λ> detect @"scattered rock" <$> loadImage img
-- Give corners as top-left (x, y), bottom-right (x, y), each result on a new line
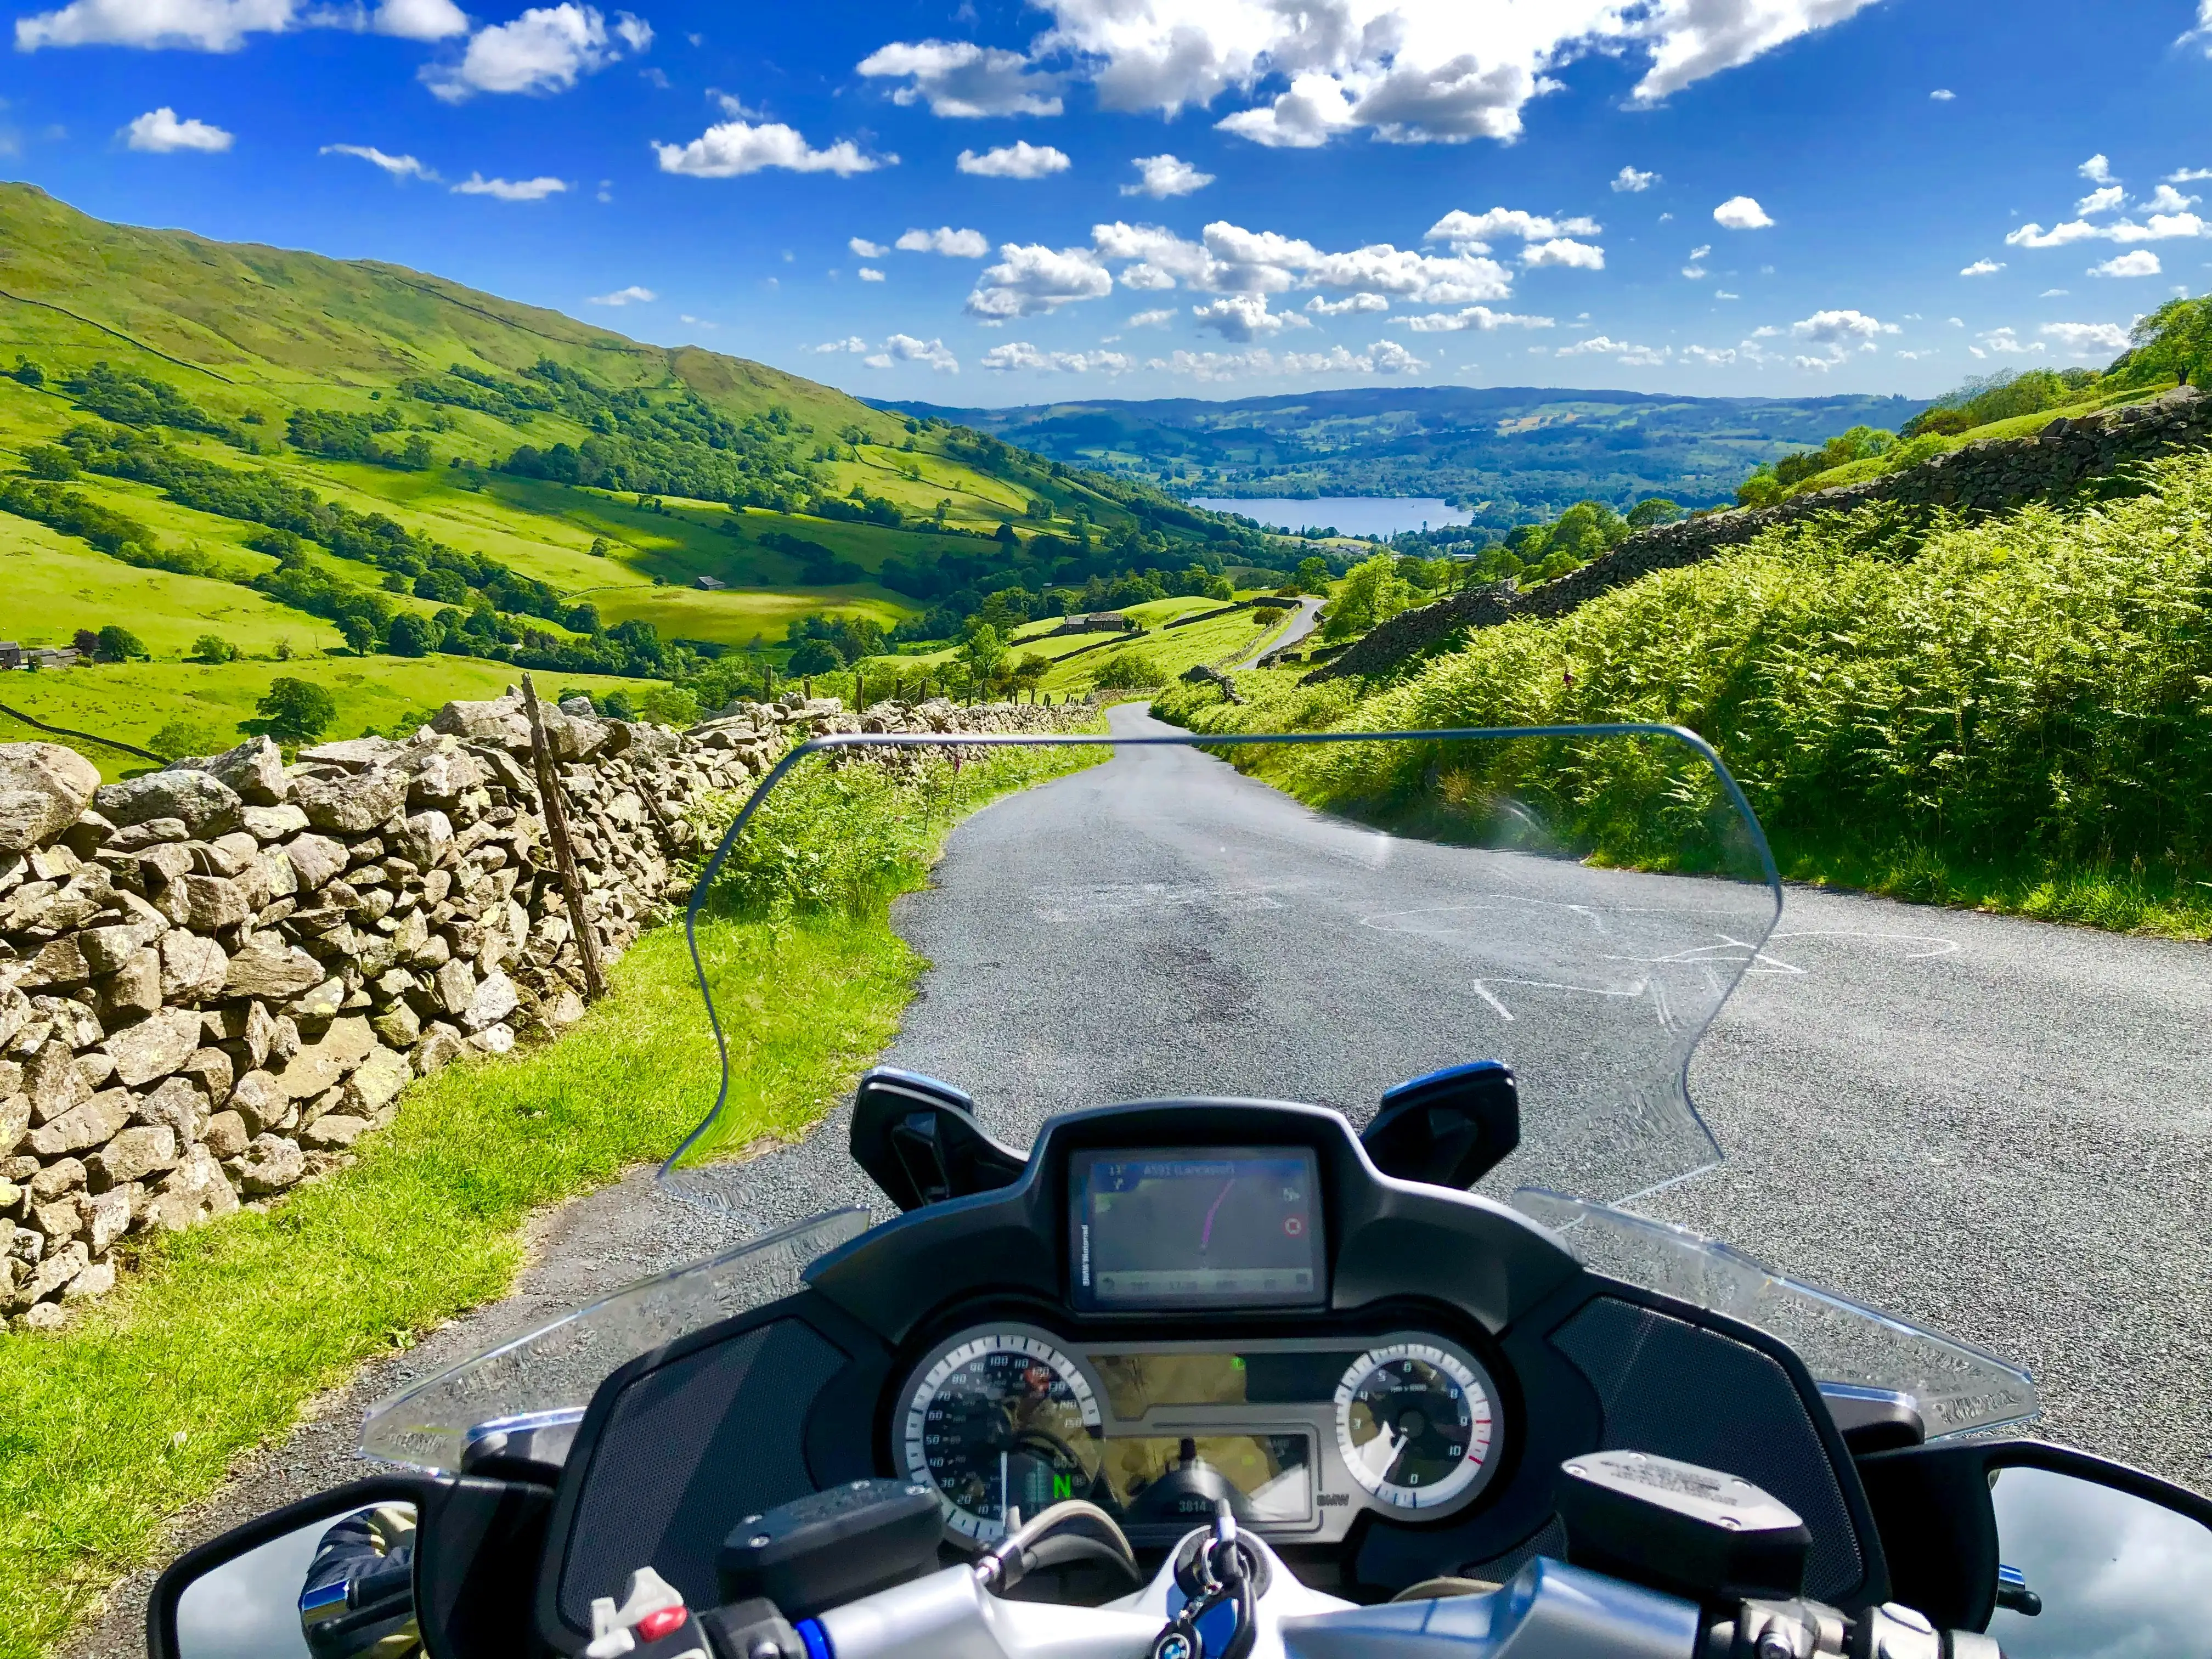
top-left (460, 970), bottom-right (518, 1032)
top-left (339, 1047), bottom-right (409, 1116)
top-left (160, 931), bottom-right (231, 1001)
top-left (93, 770), bottom-right (244, 837)
top-left (235, 1133), bottom-right (306, 1195)
top-left (242, 803), bottom-right (311, 843)
top-left (0, 743), bottom-right (101, 853)
top-left (284, 832), bottom-right (349, 891)
top-left (224, 939), bottom-right (326, 1000)
top-left (190, 736), bottom-right (290, 806)
top-left (202, 1109), bottom-right (250, 1159)
top-left (89, 1124), bottom-right (178, 1184)
top-left (273, 1015), bottom-right (375, 1101)
top-left (293, 770), bottom-right (408, 835)
top-left (301, 1113), bottom-right (368, 1149)
top-left (104, 1007), bottom-right (205, 1088)
top-left (27, 1091), bottom-right (131, 1157)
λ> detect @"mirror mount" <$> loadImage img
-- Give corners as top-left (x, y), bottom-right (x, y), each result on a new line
top-left (850, 1067), bottom-right (1027, 1212)
top-left (1362, 1060), bottom-right (1521, 1188)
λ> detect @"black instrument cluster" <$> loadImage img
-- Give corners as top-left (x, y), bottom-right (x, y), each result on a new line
top-left (533, 1099), bottom-right (1887, 1651)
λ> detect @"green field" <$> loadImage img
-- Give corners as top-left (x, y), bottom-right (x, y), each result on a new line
top-left (1, 180), bottom-right (1263, 731)
top-left (855, 594), bottom-right (1296, 693)
top-left (0, 657), bottom-right (644, 780)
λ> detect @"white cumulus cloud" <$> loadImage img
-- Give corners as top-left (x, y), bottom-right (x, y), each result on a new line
top-left (452, 173), bottom-right (568, 200)
top-left (17, 0), bottom-right (464, 47)
top-left (1611, 165), bottom-right (1658, 192)
top-left (322, 142), bottom-right (434, 180)
top-left (981, 0), bottom-right (1880, 150)
top-left (1556, 335), bottom-right (1670, 366)
top-left (810, 336), bottom-right (869, 353)
top-left (424, 4), bottom-right (651, 102)
top-left (2076, 183), bottom-right (2125, 216)
top-left (1425, 207), bottom-right (1602, 251)
top-left (965, 243), bottom-right (1114, 319)
top-left (1093, 218), bottom-right (1516, 307)
top-left (850, 236), bottom-right (889, 257)
top-left (1306, 292), bottom-right (1390, 315)
top-left (896, 225), bottom-right (990, 256)
top-left (957, 141), bottom-right (1070, 179)
top-left (1791, 308), bottom-right (1896, 347)
top-left (1192, 292), bottom-right (1309, 341)
top-left (1123, 153), bottom-right (1214, 198)
top-left (1975, 326), bottom-right (2044, 357)
top-left (2146, 183), bottom-right (2200, 213)
top-left (588, 285), bottom-right (655, 304)
top-left (1929, 87), bottom-right (1954, 100)
top-left (1127, 308), bottom-right (1176, 328)
top-left (1524, 237), bottom-right (1604, 269)
top-left (1392, 305), bottom-right (1552, 332)
top-left (2080, 153), bottom-right (2115, 185)
top-left (857, 267), bottom-right (885, 281)
top-left (122, 107), bottom-right (232, 151)
top-left (864, 333), bottom-right (960, 373)
top-left (2041, 321), bottom-right (2129, 354)
top-left (2091, 250), bottom-right (2161, 276)
top-left (856, 39), bottom-right (1063, 116)
top-left (1713, 194), bottom-right (1773, 229)
top-left (980, 342), bottom-right (1135, 373)
top-left (655, 121), bottom-right (891, 178)
top-left (1960, 258), bottom-right (2003, 276)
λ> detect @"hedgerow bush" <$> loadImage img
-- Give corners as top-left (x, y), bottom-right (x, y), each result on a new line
top-left (1163, 448), bottom-right (2212, 916)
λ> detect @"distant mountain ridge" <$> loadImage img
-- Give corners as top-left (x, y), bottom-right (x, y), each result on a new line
top-left (873, 384), bottom-right (1929, 535)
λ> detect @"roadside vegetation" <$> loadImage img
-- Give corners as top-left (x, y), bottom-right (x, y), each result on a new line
top-left (3, 735), bottom-right (1094, 1658)
top-left (1160, 445), bottom-right (2212, 938)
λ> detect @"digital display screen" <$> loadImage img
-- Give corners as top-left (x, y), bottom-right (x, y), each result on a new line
top-left (1069, 1147), bottom-right (1324, 1311)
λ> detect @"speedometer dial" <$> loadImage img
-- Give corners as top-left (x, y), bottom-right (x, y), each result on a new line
top-left (900, 1330), bottom-right (1104, 1542)
top-left (1335, 1340), bottom-right (1500, 1511)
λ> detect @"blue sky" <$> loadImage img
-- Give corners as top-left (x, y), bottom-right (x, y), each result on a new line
top-left (9, 0), bottom-right (2212, 405)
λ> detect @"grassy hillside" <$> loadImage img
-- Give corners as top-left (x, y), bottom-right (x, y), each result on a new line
top-left (1158, 447), bottom-right (2212, 938)
top-left (0, 182), bottom-right (1273, 755)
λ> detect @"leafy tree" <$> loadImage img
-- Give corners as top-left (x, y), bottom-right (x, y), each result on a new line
top-left (1626, 498), bottom-right (1683, 529)
top-left (788, 638), bottom-right (842, 676)
top-left (253, 677), bottom-right (336, 746)
top-left (191, 633), bottom-right (239, 663)
top-left (386, 612), bottom-right (435, 657)
top-left (92, 624), bottom-right (147, 660)
top-left (1009, 652), bottom-right (1048, 694)
top-left (22, 445), bottom-right (77, 480)
top-left (1736, 466), bottom-right (1785, 509)
top-left (10, 357), bottom-right (43, 388)
top-left (960, 623), bottom-right (1007, 689)
top-left (2122, 297), bottom-right (2212, 387)
top-left (1321, 553), bottom-right (1420, 642)
top-left (636, 685), bottom-right (701, 726)
top-left (336, 612), bottom-right (380, 653)
top-left (147, 718), bottom-right (231, 761)
top-left (1293, 556), bottom-right (1332, 594)
top-left (71, 628), bottom-right (99, 656)
top-left (1090, 649), bottom-right (1161, 691)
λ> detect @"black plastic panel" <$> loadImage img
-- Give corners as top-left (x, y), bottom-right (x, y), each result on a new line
top-left (550, 1317), bottom-right (849, 1635)
top-left (1549, 1295), bottom-right (1872, 1606)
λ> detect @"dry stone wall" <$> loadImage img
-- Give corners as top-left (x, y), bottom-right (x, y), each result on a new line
top-left (0, 691), bottom-right (1075, 1329)
top-left (1308, 384), bottom-right (2212, 684)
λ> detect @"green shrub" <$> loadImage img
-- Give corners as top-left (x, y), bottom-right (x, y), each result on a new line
top-left (1091, 649), bottom-right (1163, 690)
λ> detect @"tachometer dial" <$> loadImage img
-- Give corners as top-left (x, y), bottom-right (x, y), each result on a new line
top-left (900, 1330), bottom-right (1104, 1542)
top-left (1335, 1340), bottom-right (1500, 1511)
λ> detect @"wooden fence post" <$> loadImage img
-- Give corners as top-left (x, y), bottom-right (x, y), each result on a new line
top-left (520, 674), bottom-right (608, 1002)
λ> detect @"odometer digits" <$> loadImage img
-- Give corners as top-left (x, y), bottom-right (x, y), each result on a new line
top-left (900, 1330), bottom-right (1103, 1542)
top-left (1334, 1340), bottom-right (1500, 1511)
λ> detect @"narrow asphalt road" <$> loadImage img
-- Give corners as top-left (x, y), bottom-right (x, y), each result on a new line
top-left (77, 704), bottom-right (2212, 1651)
top-left (1231, 595), bottom-right (1324, 668)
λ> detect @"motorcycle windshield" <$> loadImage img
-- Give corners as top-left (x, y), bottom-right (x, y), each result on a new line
top-left (359, 714), bottom-right (2034, 1471)
top-left (662, 720), bottom-right (1782, 1214)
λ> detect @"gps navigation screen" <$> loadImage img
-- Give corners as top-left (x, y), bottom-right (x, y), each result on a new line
top-left (1069, 1148), bottom-right (1324, 1311)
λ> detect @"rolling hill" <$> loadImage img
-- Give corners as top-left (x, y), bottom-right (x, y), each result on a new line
top-left (874, 385), bottom-right (1932, 535)
top-left (0, 182), bottom-right (1265, 755)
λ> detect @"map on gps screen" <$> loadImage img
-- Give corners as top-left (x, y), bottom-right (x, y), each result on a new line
top-left (1071, 1147), bottom-right (1323, 1310)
